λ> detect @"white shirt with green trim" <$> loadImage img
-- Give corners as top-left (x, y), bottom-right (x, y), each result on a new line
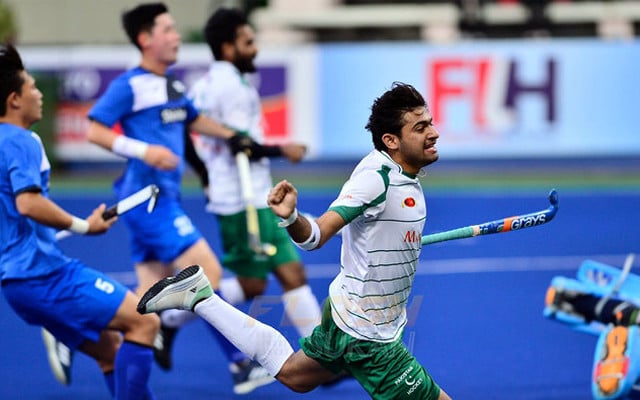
top-left (188, 61), bottom-right (272, 215)
top-left (327, 150), bottom-right (426, 343)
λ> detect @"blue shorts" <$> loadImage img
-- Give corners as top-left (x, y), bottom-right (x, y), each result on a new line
top-left (1, 259), bottom-right (128, 349)
top-left (123, 196), bottom-right (202, 264)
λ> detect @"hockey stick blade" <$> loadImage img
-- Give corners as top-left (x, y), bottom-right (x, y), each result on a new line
top-left (102, 184), bottom-right (159, 219)
top-left (421, 189), bottom-right (559, 246)
top-left (56, 184), bottom-right (160, 240)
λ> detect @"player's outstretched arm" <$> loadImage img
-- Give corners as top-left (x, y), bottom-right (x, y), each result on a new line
top-left (86, 120), bottom-right (179, 170)
top-left (189, 114), bottom-right (235, 140)
top-left (279, 144), bottom-right (306, 163)
top-left (15, 192), bottom-right (115, 235)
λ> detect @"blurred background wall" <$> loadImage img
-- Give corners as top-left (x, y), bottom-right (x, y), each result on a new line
top-left (2, 0), bottom-right (640, 166)
top-left (2, 0), bottom-right (241, 44)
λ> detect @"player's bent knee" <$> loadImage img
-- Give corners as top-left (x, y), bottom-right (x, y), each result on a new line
top-left (81, 330), bottom-right (123, 370)
top-left (274, 359), bottom-right (323, 393)
top-left (127, 312), bottom-right (160, 346)
top-left (278, 377), bottom-right (317, 394)
top-left (140, 313), bottom-right (160, 336)
top-left (238, 279), bottom-right (268, 299)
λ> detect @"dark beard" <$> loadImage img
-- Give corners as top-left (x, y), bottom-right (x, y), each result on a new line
top-left (235, 57), bottom-right (256, 74)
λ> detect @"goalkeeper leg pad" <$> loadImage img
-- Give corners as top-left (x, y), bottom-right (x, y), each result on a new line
top-left (592, 325), bottom-right (640, 400)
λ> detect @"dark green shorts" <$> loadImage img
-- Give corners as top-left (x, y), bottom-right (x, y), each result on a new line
top-left (300, 302), bottom-right (441, 400)
top-left (216, 208), bottom-right (300, 279)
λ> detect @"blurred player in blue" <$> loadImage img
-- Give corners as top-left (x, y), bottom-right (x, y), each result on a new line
top-left (41, 2), bottom-right (273, 395)
top-left (0, 43), bottom-right (160, 399)
top-left (545, 255), bottom-right (640, 399)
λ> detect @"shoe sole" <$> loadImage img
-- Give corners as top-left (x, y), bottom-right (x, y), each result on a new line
top-left (594, 326), bottom-right (630, 396)
top-left (137, 265), bottom-right (203, 314)
top-left (233, 375), bottom-right (276, 395)
top-left (41, 329), bottom-right (71, 386)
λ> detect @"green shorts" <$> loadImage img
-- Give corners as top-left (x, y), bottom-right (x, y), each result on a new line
top-left (216, 208), bottom-right (300, 279)
top-left (300, 302), bottom-right (441, 400)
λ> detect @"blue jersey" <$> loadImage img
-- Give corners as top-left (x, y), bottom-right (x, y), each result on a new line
top-left (88, 67), bottom-right (199, 200)
top-left (0, 123), bottom-right (70, 281)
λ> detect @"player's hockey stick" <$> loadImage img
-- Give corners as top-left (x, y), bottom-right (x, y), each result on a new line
top-left (594, 253), bottom-right (635, 318)
top-left (55, 184), bottom-right (160, 240)
top-left (236, 152), bottom-right (277, 256)
top-left (421, 189), bottom-right (558, 245)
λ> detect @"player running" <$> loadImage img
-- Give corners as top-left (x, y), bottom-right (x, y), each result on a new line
top-left (43, 2), bottom-right (273, 395)
top-left (137, 82), bottom-right (452, 399)
top-left (0, 43), bottom-right (160, 399)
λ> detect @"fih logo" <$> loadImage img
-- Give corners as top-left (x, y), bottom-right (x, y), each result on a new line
top-left (429, 56), bottom-right (556, 134)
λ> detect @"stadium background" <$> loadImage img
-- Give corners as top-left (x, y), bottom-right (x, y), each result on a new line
top-left (1, 0), bottom-right (640, 399)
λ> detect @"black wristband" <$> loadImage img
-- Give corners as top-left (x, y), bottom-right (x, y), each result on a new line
top-left (251, 144), bottom-right (283, 158)
top-left (228, 134), bottom-right (254, 155)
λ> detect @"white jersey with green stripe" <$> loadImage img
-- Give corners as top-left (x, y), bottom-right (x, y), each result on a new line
top-left (327, 150), bottom-right (426, 343)
top-left (188, 61), bottom-right (272, 215)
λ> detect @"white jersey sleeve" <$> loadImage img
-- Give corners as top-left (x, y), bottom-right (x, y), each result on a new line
top-left (188, 62), bottom-right (272, 215)
top-left (328, 168), bottom-right (388, 224)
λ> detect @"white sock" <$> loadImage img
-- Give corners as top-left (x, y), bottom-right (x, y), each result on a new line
top-left (219, 277), bottom-right (246, 305)
top-left (282, 285), bottom-right (321, 337)
top-left (195, 294), bottom-right (294, 377)
top-left (161, 309), bottom-right (198, 328)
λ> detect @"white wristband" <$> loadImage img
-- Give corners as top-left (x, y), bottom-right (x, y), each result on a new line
top-left (278, 208), bottom-right (299, 228)
top-left (294, 217), bottom-right (321, 251)
top-left (69, 216), bottom-right (90, 234)
top-left (112, 135), bottom-right (149, 159)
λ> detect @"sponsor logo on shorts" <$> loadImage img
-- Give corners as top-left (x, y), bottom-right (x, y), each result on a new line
top-left (174, 215), bottom-right (195, 236)
top-left (406, 377), bottom-right (424, 395)
top-left (395, 365), bottom-right (424, 395)
top-left (395, 366), bottom-right (414, 386)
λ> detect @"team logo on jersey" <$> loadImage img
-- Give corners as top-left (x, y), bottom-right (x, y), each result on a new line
top-left (161, 107), bottom-right (188, 124)
top-left (171, 79), bottom-right (185, 94)
top-left (403, 197), bottom-right (416, 207)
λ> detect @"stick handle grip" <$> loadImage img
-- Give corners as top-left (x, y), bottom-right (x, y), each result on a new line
top-left (421, 227), bottom-right (474, 245)
top-left (236, 152), bottom-right (254, 202)
top-left (102, 206), bottom-right (117, 220)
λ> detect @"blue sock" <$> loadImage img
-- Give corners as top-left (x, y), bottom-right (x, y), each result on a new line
top-left (209, 290), bottom-right (249, 364)
top-left (114, 341), bottom-right (155, 400)
top-left (103, 371), bottom-right (115, 397)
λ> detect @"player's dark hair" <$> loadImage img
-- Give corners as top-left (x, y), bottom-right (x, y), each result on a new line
top-left (0, 43), bottom-right (25, 116)
top-left (122, 3), bottom-right (168, 50)
top-left (366, 82), bottom-right (427, 152)
top-left (203, 8), bottom-right (248, 60)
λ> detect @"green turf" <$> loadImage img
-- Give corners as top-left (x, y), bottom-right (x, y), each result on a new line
top-left (49, 168), bottom-right (640, 196)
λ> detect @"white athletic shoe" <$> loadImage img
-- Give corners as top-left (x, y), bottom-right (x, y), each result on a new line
top-left (137, 265), bottom-right (213, 314)
top-left (41, 328), bottom-right (73, 385)
top-left (230, 360), bottom-right (276, 395)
